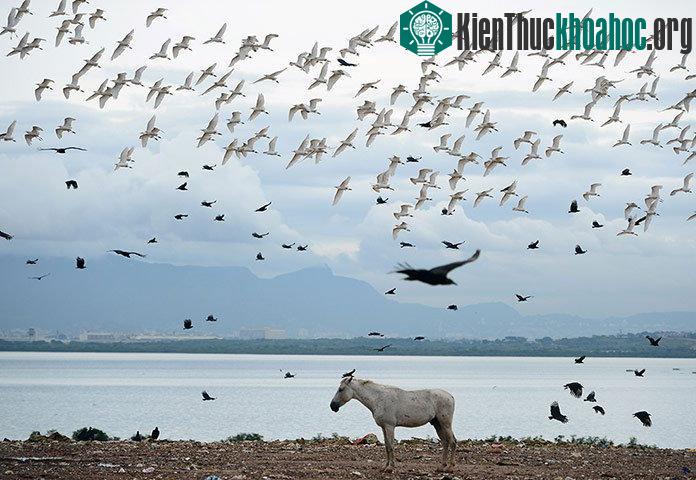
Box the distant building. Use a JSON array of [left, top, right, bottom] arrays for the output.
[[239, 327, 286, 340], [78, 332, 118, 342], [128, 333, 221, 342]]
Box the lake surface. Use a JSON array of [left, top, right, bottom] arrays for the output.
[[0, 352, 694, 448]]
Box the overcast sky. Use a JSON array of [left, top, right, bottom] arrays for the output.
[[0, 0, 694, 318]]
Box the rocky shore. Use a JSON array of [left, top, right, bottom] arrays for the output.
[[1, 435, 693, 480]]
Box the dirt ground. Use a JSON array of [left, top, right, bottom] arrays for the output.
[[1, 437, 694, 480]]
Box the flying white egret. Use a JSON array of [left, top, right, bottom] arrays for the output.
[[583, 183, 602, 201], [670, 173, 693, 196], [545, 135, 564, 157], [332, 177, 352, 205]]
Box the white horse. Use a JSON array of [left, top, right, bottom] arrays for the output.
[[330, 376, 457, 471]]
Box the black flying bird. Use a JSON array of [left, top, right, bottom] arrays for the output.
[[176, 182, 188, 191], [75, 257, 86, 269], [584, 391, 596, 402], [593, 405, 605, 415], [646, 335, 661, 346], [110, 250, 146, 258], [633, 411, 652, 427], [206, 315, 217, 322], [178, 171, 189, 177], [574, 245, 587, 255], [183, 319, 193, 330], [552, 119, 567, 128], [414, 336, 426, 341], [201, 390, 216, 401], [214, 215, 225, 221], [255, 201, 272, 212], [399, 242, 415, 248], [385, 288, 396, 295], [174, 214, 188, 220], [297, 245, 308, 251], [252, 232, 269, 238], [148, 237, 157, 244], [0, 230, 13, 241], [447, 304, 458, 311], [394, 249, 481, 285], [26, 258, 38, 265], [621, 168, 632, 176], [337, 58, 357, 67], [376, 196, 388, 204], [634, 369, 646, 377], [374, 344, 391, 352], [281, 243, 295, 249], [527, 240, 540, 249], [442, 241, 464, 249], [568, 200, 579, 213], [516, 294, 533, 302], [38, 147, 86, 154], [65, 180, 78, 189], [592, 220, 604, 228], [256, 252, 265, 261], [368, 331, 383, 337], [564, 382, 583, 398], [548, 401, 568, 423], [574, 356, 586, 364]]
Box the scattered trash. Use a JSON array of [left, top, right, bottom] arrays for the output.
[[352, 433, 379, 445]]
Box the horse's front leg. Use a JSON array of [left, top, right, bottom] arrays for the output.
[[381, 424, 396, 471]]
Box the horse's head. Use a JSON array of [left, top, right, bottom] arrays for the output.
[[330, 376, 355, 412]]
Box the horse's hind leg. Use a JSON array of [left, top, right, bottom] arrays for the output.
[[438, 414, 457, 469], [446, 426, 457, 469], [430, 418, 449, 471]]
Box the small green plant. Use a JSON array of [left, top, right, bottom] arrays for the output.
[[226, 433, 263, 442], [72, 427, 110, 441], [623, 437, 657, 449]]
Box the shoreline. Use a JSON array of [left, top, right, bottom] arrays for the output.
[[1, 436, 694, 480], [2, 333, 696, 358]]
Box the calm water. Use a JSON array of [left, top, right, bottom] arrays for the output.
[[0, 352, 694, 448]]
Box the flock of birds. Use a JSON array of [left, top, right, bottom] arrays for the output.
[[549, 337, 663, 429], [0, 1, 693, 438]]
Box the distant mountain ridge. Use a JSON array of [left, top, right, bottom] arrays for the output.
[[0, 256, 693, 338]]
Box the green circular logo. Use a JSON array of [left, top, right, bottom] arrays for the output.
[[400, 1, 452, 56]]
